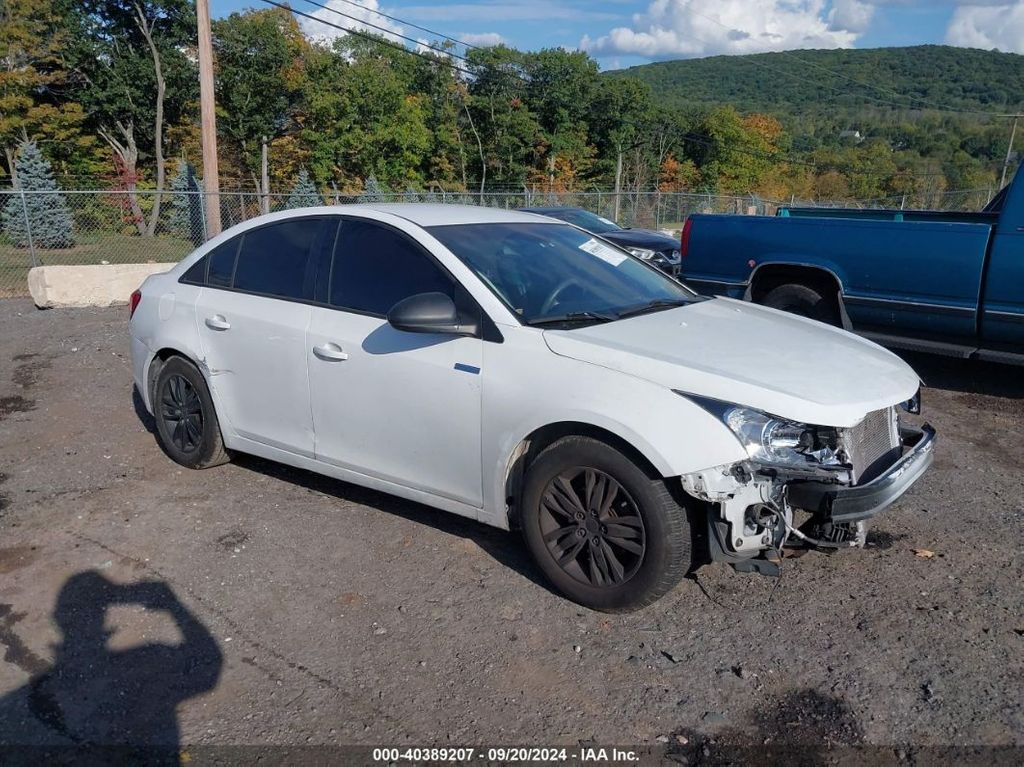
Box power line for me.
[315,0,481,51]
[294,0,473,66]
[260,0,477,77]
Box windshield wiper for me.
[527,310,619,327]
[616,298,691,319]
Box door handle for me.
[205,314,231,331]
[312,342,349,362]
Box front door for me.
[307,218,484,507]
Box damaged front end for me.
[677,393,935,574]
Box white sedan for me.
[129,205,935,610]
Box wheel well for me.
[748,264,841,304]
[147,348,199,404]
[503,422,662,529]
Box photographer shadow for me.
[0,570,222,758]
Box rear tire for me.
[153,356,230,469]
[761,282,839,325]
[521,436,693,612]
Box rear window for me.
[208,240,238,288]
[233,219,322,300]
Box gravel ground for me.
[0,299,1021,758]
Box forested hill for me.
[607,45,1024,117]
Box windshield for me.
[427,222,696,326]
[531,209,622,235]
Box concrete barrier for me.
[27,263,174,309]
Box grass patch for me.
[0,232,193,297]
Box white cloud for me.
[460,32,507,47]
[580,0,870,59]
[946,1,1024,53]
[829,0,876,34]
[298,0,407,46]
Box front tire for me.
[153,356,230,469]
[521,436,693,612]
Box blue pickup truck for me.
[680,169,1024,364]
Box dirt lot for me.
[0,298,1021,757]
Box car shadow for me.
[896,351,1024,399]
[231,454,557,595]
[132,385,157,435]
[0,570,223,757]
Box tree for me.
[358,174,384,203]
[68,0,197,236]
[213,8,308,214]
[1,141,74,248]
[465,46,541,189]
[0,0,94,182]
[525,49,600,188]
[285,168,321,209]
[301,37,431,189]
[167,157,203,242]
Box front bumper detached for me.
[787,424,936,523]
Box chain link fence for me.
[0,185,997,297]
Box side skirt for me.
[228,436,497,528]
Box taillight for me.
[129,289,142,319]
[679,217,693,260]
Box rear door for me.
[307,217,484,506]
[195,216,333,456]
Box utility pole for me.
[1000,114,1021,189]
[197,0,221,238]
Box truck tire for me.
[520,436,693,612]
[761,283,839,325]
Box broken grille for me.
[845,407,901,484]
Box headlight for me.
[626,247,656,260]
[678,393,844,470]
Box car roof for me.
[348,203,554,227]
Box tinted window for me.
[207,239,238,288]
[180,254,208,285]
[234,219,322,300]
[330,220,455,315]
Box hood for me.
[602,229,679,251]
[543,298,920,428]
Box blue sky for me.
[210,1,1024,70]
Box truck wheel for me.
[520,436,693,612]
[761,283,839,325]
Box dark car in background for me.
[520,207,682,275]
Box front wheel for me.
[521,436,694,612]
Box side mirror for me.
[387,292,479,336]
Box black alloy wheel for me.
[152,355,230,469]
[160,374,204,453]
[520,435,694,611]
[539,468,646,587]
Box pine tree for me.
[168,159,203,242]
[285,169,321,209]
[358,174,384,203]
[403,186,420,203]
[1,142,74,249]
